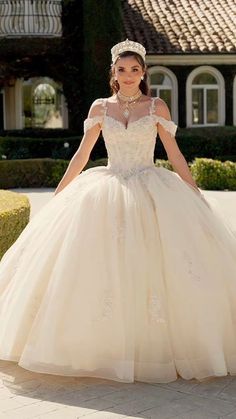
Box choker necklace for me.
[117,89,142,119]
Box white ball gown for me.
[0,97,236,384]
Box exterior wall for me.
[4,84,16,130]
[147,55,236,128]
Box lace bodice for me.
[84,97,177,178]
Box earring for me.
[141,75,144,80]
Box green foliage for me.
[0,159,69,188]
[0,190,30,259]
[85,158,108,169]
[0,38,63,82]
[49,159,70,186]
[0,158,109,188]
[0,136,82,160]
[1,126,235,163]
[83,0,123,110]
[155,126,236,162]
[190,158,236,190]
[1,157,236,190]
[155,159,173,170]
[61,0,84,130]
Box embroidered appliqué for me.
[147,293,166,323]
[92,290,114,322]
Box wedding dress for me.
[0,97,236,384]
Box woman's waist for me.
[106,161,155,179]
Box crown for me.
[111,39,146,63]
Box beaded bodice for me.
[84,97,177,178]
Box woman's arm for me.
[155,98,200,192]
[54,99,105,195]
[54,123,101,195]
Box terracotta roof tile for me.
[122,0,236,54]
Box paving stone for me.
[0,397,23,412]
[221,410,236,419]
[101,395,163,416]
[170,394,236,416]
[3,400,62,418]
[184,376,236,398]
[172,408,223,419]
[82,411,125,419]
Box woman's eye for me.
[118,69,124,72]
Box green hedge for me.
[0,159,69,188]
[0,126,235,163]
[0,157,236,190]
[0,136,82,160]
[174,126,236,162]
[0,158,108,188]
[0,190,30,259]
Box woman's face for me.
[113,55,144,92]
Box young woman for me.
[0,39,236,384]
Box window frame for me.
[186,66,225,127]
[148,66,178,124]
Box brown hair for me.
[109,51,150,96]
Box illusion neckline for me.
[104,114,155,130]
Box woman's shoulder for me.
[90,98,107,108]
[151,96,171,118]
[87,98,109,117]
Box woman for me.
[0,39,236,384]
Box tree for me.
[61,0,84,131]
[83,0,123,112]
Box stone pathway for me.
[1,361,236,418]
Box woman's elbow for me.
[167,149,183,163]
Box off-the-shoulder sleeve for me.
[83,98,106,133]
[153,115,177,137]
[84,115,103,132]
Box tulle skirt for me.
[0,165,236,383]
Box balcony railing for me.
[0,0,62,37]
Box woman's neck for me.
[118,87,141,97]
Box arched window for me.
[148,66,178,123]
[186,66,225,127]
[22,77,68,129]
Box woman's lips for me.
[124,81,134,85]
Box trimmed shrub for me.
[190,158,236,190]
[0,159,69,188]
[0,158,109,189]
[1,157,236,190]
[0,190,30,259]
[155,159,173,170]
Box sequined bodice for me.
[84,97,177,178]
[102,114,157,176]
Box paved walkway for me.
[1,188,236,418]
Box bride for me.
[0,39,236,384]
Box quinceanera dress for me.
[0,97,236,384]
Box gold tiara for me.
[111,39,146,63]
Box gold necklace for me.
[117,90,142,119]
